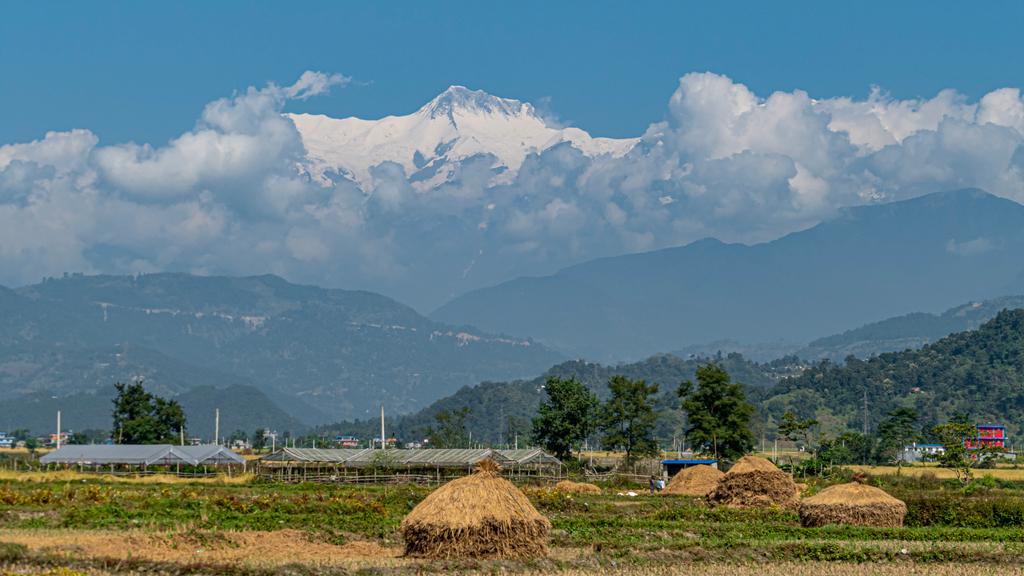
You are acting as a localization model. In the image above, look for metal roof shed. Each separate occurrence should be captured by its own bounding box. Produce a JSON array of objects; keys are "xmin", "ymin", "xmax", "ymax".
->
[
  {"xmin": 41, "ymin": 445, "xmax": 177, "ymax": 466},
  {"xmin": 174, "ymin": 445, "xmax": 247, "ymax": 466},
  {"xmin": 40, "ymin": 445, "xmax": 244, "ymax": 467}
]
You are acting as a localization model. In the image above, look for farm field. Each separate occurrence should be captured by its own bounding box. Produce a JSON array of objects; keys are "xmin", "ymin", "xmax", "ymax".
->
[
  {"xmin": 1, "ymin": 473, "xmax": 1024, "ymax": 574},
  {"xmin": 846, "ymin": 465, "xmax": 1024, "ymax": 481}
]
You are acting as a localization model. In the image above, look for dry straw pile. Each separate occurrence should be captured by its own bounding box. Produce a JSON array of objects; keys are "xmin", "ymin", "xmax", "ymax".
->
[
  {"xmin": 708, "ymin": 456, "xmax": 799, "ymax": 509},
  {"xmin": 401, "ymin": 459, "xmax": 551, "ymax": 559},
  {"xmin": 663, "ymin": 464, "xmax": 724, "ymax": 497},
  {"xmin": 799, "ymin": 482, "xmax": 907, "ymax": 527},
  {"xmin": 554, "ymin": 480, "xmax": 602, "ymax": 494}
]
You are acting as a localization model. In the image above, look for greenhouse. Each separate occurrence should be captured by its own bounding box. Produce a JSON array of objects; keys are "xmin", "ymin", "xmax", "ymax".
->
[
  {"xmin": 40, "ymin": 444, "xmax": 246, "ymax": 471},
  {"xmin": 256, "ymin": 447, "xmax": 562, "ymax": 482}
]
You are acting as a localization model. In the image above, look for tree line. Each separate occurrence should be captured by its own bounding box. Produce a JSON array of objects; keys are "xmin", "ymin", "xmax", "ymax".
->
[{"xmin": 529, "ymin": 364, "xmax": 755, "ymax": 464}]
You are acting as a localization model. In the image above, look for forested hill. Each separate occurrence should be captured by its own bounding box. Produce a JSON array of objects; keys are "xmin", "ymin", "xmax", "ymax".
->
[
  {"xmin": 327, "ymin": 309, "xmax": 1024, "ymax": 448},
  {"xmin": 0, "ymin": 273, "xmax": 562, "ymax": 426},
  {"xmin": 322, "ymin": 353, "xmax": 801, "ymax": 445},
  {"xmin": 795, "ymin": 295, "xmax": 1024, "ymax": 361},
  {"xmin": 762, "ymin": 309, "xmax": 1024, "ymax": 438}
]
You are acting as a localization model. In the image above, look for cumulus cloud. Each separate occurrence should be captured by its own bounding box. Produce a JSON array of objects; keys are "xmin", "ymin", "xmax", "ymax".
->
[{"xmin": 2, "ymin": 71, "xmax": 1024, "ymax": 310}]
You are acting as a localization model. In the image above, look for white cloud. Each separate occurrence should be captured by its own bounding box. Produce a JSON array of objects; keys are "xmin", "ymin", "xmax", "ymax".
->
[{"xmin": 2, "ymin": 71, "xmax": 1024, "ymax": 310}]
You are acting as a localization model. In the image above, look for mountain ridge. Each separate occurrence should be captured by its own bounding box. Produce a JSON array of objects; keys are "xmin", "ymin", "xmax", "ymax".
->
[
  {"xmin": 432, "ymin": 188, "xmax": 1024, "ymax": 360},
  {"xmin": 289, "ymin": 85, "xmax": 637, "ymax": 190},
  {"xmin": 0, "ymin": 273, "xmax": 563, "ymax": 424}
]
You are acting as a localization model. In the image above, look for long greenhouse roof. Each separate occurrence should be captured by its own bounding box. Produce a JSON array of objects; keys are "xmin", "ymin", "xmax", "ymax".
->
[
  {"xmin": 39, "ymin": 444, "xmax": 245, "ymax": 466},
  {"xmin": 258, "ymin": 447, "xmax": 560, "ymax": 467}
]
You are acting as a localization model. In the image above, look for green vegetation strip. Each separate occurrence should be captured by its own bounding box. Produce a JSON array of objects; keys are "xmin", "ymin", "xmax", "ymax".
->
[{"xmin": 2, "ymin": 479, "xmax": 1024, "ymax": 568}]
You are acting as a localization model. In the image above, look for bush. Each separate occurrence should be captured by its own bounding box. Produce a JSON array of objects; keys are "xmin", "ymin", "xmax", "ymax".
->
[{"xmin": 903, "ymin": 493, "xmax": 1024, "ymax": 527}]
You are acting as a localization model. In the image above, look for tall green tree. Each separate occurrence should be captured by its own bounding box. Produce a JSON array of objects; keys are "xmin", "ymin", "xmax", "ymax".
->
[
  {"xmin": 678, "ymin": 364, "xmax": 755, "ymax": 461},
  {"xmin": 111, "ymin": 380, "xmax": 187, "ymax": 444},
  {"xmin": 424, "ymin": 407, "xmax": 470, "ymax": 448},
  {"xmin": 531, "ymin": 377, "xmax": 599, "ymax": 460},
  {"xmin": 778, "ymin": 410, "xmax": 818, "ymax": 449},
  {"xmin": 817, "ymin": 432, "xmax": 874, "ymax": 465},
  {"xmin": 251, "ymin": 428, "xmax": 268, "ymax": 451},
  {"xmin": 875, "ymin": 407, "xmax": 919, "ymax": 467},
  {"xmin": 600, "ymin": 376, "xmax": 660, "ymax": 465},
  {"xmin": 933, "ymin": 421, "xmax": 976, "ymax": 484}
]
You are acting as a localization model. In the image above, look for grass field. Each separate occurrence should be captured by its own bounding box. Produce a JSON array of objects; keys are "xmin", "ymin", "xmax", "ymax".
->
[
  {"xmin": 847, "ymin": 465, "xmax": 1024, "ymax": 480},
  {"xmin": 0, "ymin": 472, "xmax": 1023, "ymax": 574}
]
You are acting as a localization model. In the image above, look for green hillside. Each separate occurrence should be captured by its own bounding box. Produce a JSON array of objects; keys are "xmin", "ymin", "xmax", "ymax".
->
[
  {"xmin": 321, "ymin": 353, "xmax": 800, "ymax": 445},
  {"xmin": 0, "ymin": 273, "xmax": 562, "ymax": 425},
  {"xmin": 763, "ymin": 308, "xmax": 1024, "ymax": 439},
  {"xmin": 324, "ymin": 309, "xmax": 1024, "ymax": 449}
]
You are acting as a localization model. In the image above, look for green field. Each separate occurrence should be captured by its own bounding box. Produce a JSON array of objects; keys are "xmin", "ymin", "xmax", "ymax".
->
[{"xmin": 1, "ymin": 473, "xmax": 1023, "ymax": 574}]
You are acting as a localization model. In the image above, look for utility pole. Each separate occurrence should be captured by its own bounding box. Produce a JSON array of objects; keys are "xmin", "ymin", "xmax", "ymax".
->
[
  {"xmin": 56, "ymin": 410, "xmax": 61, "ymax": 449},
  {"xmin": 180, "ymin": 428, "xmax": 184, "ymax": 446},
  {"xmin": 862, "ymin": 388, "xmax": 869, "ymax": 466},
  {"xmin": 214, "ymin": 408, "xmax": 220, "ymax": 446},
  {"xmin": 380, "ymin": 404, "xmax": 385, "ymax": 449},
  {"xmin": 862, "ymin": 389, "xmax": 869, "ymax": 437}
]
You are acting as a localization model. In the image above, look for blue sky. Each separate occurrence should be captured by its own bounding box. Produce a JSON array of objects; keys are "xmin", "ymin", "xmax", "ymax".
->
[
  {"xmin": 3, "ymin": 1, "xmax": 1024, "ymax": 308},
  {"xmin": 3, "ymin": 0, "xmax": 1023, "ymax": 144}
]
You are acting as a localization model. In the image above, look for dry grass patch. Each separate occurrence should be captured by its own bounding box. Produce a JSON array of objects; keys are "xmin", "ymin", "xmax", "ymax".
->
[
  {"xmin": 554, "ymin": 481, "xmax": 601, "ymax": 494},
  {"xmin": 0, "ymin": 470, "xmax": 254, "ymax": 485},
  {"xmin": 0, "ymin": 528, "xmax": 402, "ymax": 568}
]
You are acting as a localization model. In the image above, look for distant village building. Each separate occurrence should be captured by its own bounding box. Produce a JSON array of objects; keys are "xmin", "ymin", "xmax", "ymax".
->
[
  {"xmin": 901, "ymin": 443, "xmax": 945, "ymax": 463},
  {"xmin": 47, "ymin": 432, "xmax": 70, "ymax": 447},
  {"xmin": 335, "ymin": 435, "xmax": 360, "ymax": 448},
  {"xmin": 370, "ymin": 437, "xmax": 398, "ymax": 449},
  {"xmin": 0, "ymin": 432, "xmax": 12, "ymax": 449},
  {"xmin": 903, "ymin": 424, "xmax": 1016, "ymax": 462},
  {"xmin": 966, "ymin": 424, "xmax": 1007, "ymax": 450}
]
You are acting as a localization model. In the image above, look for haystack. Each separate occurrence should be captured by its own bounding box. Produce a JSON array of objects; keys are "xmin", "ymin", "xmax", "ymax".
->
[
  {"xmin": 554, "ymin": 480, "xmax": 602, "ymax": 494},
  {"xmin": 401, "ymin": 460, "xmax": 551, "ymax": 559},
  {"xmin": 708, "ymin": 456, "xmax": 799, "ymax": 509},
  {"xmin": 799, "ymin": 482, "xmax": 907, "ymax": 528},
  {"xmin": 663, "ymin": 464, "xmax": 724, "ymax": 497}
]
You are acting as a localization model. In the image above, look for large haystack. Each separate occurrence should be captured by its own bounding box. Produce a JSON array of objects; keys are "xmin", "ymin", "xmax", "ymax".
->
[
  {"xmin": 800, "ymin": 482, "xmax": 907, "ymax": 528},
  {"xmin": 554, "ymin": 480, "xmax": 602, "ymax": 494},
  {"xmin": 663, "ymin": 464, "xmax": 724, "ymax": 497},
  {"xmin": 401, "ymin": 460, "xmax": 551, "ymax": 559},
  {"xmin": 708, "ymin": 456, "xmax": 799, "ymax": 509}
]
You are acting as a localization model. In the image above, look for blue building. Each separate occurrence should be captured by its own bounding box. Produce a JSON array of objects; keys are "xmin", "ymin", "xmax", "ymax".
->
[{"xmin": 661, "ymin": 458, "xmax": 718, "ymax": 478}]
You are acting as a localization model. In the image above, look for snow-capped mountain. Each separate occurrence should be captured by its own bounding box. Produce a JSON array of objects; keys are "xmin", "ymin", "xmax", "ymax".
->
[{"xmin": 288, "ymin": 86, "xmax": 637, "ymax": 190}]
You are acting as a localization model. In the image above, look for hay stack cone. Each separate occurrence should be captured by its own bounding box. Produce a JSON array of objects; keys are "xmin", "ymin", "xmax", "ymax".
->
[
  {"xmin": 800, "ymin": 482, "xmax": 907, "ymax": 528},
  {"xmin": 554, "ymin": 480, "xmax": 602, "ymax": 494},
  {"xmin": 401, "ymin": 459, "xmax": 551, "ymax": 559},
  {"xmin": 708, "ymin": 456, "xmax": 799, "ymax": 509},
  {"xmin": 663, "ymin": 464, "xmax": 724, "ymax": 497}
]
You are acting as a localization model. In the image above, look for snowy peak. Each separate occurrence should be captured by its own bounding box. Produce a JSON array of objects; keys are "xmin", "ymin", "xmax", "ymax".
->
[
  {"xmin": 288, "ymin": 86, "xmax": 637, "ymax": 189},
  {"xmin": 419, "ymin": 86, "xmax": 531, "ymax": 120}
]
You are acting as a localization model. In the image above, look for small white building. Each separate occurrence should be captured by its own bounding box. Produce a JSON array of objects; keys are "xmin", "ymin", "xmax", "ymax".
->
[{"xmin": 901, "ymin": 443, "xmax": 945, "ymax": 463}]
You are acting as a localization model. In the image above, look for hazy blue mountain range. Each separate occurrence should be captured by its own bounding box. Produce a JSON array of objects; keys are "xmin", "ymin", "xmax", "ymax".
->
[
  {"xmin": 672, "ymin": 295, "xmax": 1024, "ymax": 363},
  {"xmin": 0, "ymin": 273, "xmax": 562, "ymax": 431},
  {"xmin": 328, "ymin": 309, "xmax": 1024, "ymax": 447},
  {"xmin": 796, "ymin": 295, "xmax": 1024, "ymax": 361},
  {"xmin": 0, "ymin": 382, "xmax": 303, "ymax": 441},
  {"xmin": 433, "ymin": 189, "xmax": 1024, "ymax": 361}
]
